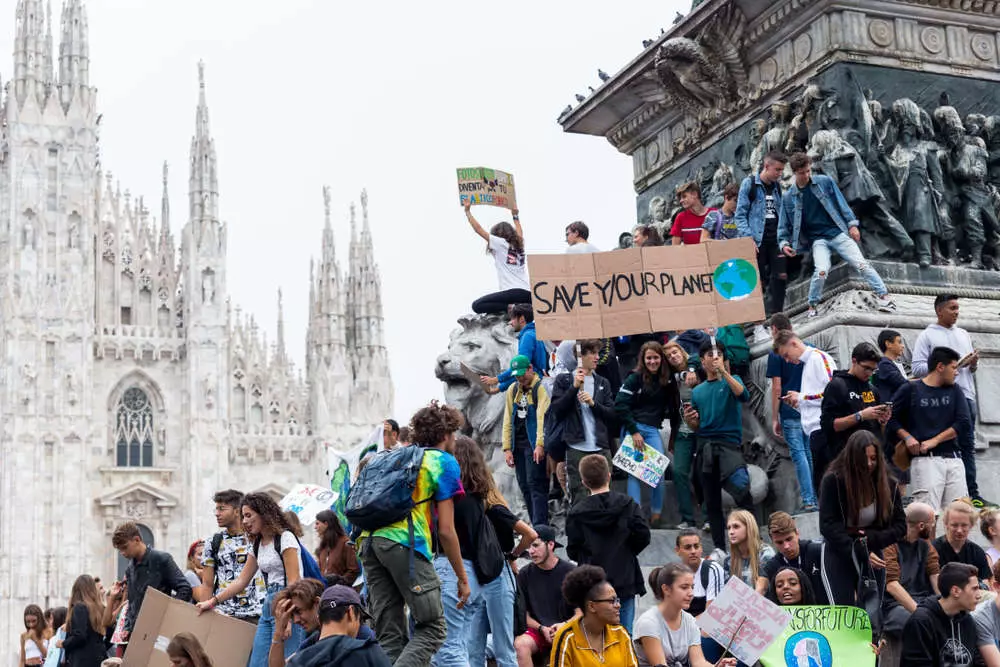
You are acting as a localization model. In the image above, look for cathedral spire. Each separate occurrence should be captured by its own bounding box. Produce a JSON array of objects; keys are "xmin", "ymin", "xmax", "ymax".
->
[
  {"xmin": 188, "ymin": 61, "xmax": 218, "ymax": 225},
  {"xmin": 161, "ymin": 161, "xmax": 170, "ymax": 233},
  {"xmin": 58, "ymin": 0, "xmax": 89, "ymax": 91},
  {"xmin": 13, "ymin": 0, "xmax": 50, "ymax": 96},
  {"xmin": 275, "ymin": 288, "xmax": 287, "ymax": 365}
]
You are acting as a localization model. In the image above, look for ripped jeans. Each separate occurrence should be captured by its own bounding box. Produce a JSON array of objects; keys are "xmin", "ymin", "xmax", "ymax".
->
[{"xmin": 807, "ymin": 232, "xmax": 887, "ymax": 306}]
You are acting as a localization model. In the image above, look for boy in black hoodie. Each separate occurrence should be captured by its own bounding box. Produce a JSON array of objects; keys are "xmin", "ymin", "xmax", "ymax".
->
[
  {"xmin": 288, "ymin": 585, "xmax": 390, "ymax": 667},
  {"xmin": 566, "ymin": 453, "xmax": 650, "ymax": 636},
  {"xmin": 818, "ymin": 342, "xmax": 890, "ymax": 476},
  {"xmin": 902, "ymin": 562, "xmax": 981, "ymax": 667}
]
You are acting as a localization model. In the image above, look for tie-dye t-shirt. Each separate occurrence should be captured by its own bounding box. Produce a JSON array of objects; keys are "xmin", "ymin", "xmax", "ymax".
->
[{"xmin": 362, "ymin": 447, "xmax": 463, "ymax": 561}]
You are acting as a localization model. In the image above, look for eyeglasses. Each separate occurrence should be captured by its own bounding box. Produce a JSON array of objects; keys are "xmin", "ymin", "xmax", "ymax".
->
[
  {"xmin": 591, "ymin": 597, "xmax": 621, "ymax": 606},
  {"xmin": 858, "ymin": 364, "xmax": 877, "ymax": 373}
]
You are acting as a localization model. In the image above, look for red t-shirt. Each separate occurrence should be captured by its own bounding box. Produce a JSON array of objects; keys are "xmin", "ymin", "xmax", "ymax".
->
[{"xmin": 670, "ymin": 208, "xmax": 716, "ymax": 245}]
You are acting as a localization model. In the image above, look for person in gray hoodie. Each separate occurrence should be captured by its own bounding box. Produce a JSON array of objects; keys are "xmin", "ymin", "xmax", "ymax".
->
[
  {"xmin": 288, "ymin": 585, "xmax": 390, "ymax": 667},
  {"xmin": 566, "ymin": 453, "xmax": 650, "ymax": 636},
  {"xmin": 901, "ymin": 562, "xmax": 981, "ymax": 667}
]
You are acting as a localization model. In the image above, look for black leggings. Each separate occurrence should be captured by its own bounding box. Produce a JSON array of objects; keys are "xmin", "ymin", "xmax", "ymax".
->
[{"xmin": 472, "ymin": 288, "xmax": 531, "ymax": 314}]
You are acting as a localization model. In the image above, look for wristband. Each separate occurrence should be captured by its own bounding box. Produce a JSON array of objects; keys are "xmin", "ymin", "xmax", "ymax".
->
[{"xmin": 854, "ymin": 411, "xmax": 862, "ymax": 422}]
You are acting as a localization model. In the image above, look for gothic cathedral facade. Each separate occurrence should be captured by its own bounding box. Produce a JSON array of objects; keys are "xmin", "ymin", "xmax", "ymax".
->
[{"xmin": 0, "ymin": 0, "xmax": 393, "ymax": 641}]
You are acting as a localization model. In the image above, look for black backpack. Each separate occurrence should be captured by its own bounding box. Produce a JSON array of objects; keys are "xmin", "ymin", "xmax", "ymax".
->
[
  {"xmin": 474, "ymin": 502, "xmax": 506, "ymax": 585},
  {"xmin": 209, "ymin": 531, "xmax": 225, "ymax": 592}
]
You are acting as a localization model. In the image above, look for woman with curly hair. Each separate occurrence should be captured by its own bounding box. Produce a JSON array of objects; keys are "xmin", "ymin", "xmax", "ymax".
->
[
  {"xmin": 550, "ymin": 565, "xmax": 639, "ymax": 667},
  {"xmin": 463, "ymin": 198, "xmax": 531, "ymax": 314},
  {"xmin": 166, "ymin": 632, "xmax": 213, "ymax": 667},
  {"xmin": 314, "ymin": 509, "xmax": 359, "ymax": 584},
  {"xmin": 196, "ymin": 492, "xmax": 304, "ymax": 666},
  {"xmin": 60, "ymin": 575, "xmax": 106, "ymax": 667},
  {"xmin": 358, "ymin": 402, "xmax": 470, "ymax": 667},
  {"xmin": 615, "ymin": 340, "xmax": 681, "ymax": 524},
  {"xmin": 454, "ymin": 435, "xmax": 537, "ymax": 667}
]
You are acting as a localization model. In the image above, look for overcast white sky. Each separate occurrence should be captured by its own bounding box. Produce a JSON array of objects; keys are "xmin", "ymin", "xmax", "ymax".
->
[{"xmin": 0, "ymin": 0, "xmax": 687, "ymax": 422}]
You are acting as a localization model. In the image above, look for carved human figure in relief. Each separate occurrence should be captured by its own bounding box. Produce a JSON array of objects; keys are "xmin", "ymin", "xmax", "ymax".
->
[
  {"xmin": 201, "ymin": 269, "xmax": 215, "ymax": 304},
  {"xmin": 882, "ymin": 99, "xmax": 952, "ymax": 268},
  {"xmin": 935, "ymin": 105, "xmax": 1000, "ymax": 270}
]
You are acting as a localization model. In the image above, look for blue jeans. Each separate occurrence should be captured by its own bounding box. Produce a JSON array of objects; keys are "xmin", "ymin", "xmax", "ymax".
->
[
  {"xmin": 513, "ymin": 443, "xmax": 548, "ymax": 524},
  {"xmin": 783, "ymin": 416, "xmax": 816, "ymax": 506},
  {"xmin": 808, "ymin": 232, "xmax": 887, "ymax": 305},
  {"xmin": 468, "ymin": 564, "xmax": 516, "ymax": 667},
  {"xmin": 431, "ymin": 556, "xmax": 482, "ymax": 667},
  {"xmin": 625, "ymin": 424, "xmax": 665, "ymax": 516},
  {"xmin": 250, "ymin": 584, "xmax": 305, "ymax": 667},
  {"xmin": 619, "ymin": 595, "xmax": 636, "ymax": 635},
  {"xmin": 673, "ymin": 431, "xmax": 698, "ymax": 524}
]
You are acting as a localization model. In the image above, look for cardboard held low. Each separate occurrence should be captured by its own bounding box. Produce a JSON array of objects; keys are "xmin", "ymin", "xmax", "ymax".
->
[
  {"xmin": 759, "ymin": 605, "xmax": 875, "ymax": 667},
  {"xmin": 612, "ymin": 434, "xmax": 670, "ymax": 488},
  {"xmin": 123, "ymin": 589, "xmax": 255, "ymax": 667},
  {"xmin": 528, "ymin": 237, "xmax": 764, "ymax": 340},
  {"xmin": 457, "ymin": 167, "xmax": 517, "ymax": 210}
]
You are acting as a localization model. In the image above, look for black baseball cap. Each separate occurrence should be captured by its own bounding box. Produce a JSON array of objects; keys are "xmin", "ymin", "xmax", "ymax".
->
[
  {"xmin": 534, "ymin": 524, "xmax": 563, "ymax": 548},
  {"xmin": 320, "ymin": 585, "xmax": 370, "ymax": 619}
]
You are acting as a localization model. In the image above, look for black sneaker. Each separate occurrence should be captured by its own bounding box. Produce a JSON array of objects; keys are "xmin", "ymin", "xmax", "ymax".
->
[{"xmin": 971, "ymin": 495, "xmax": 999, "ymax": 509}]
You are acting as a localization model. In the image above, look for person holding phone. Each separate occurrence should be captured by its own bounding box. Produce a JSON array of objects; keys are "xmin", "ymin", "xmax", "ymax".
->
[{"xmin": 817, "ymin": 342, "xmax": 891, "ymax": 489}]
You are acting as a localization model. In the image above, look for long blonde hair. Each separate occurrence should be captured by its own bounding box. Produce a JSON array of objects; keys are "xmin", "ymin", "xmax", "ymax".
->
[
  {"xmin": 66, "ymin": 575, "xmax": 105, "ymax": 634},
  {"xmin": 728, "ymin": 510, "xmax": 764, "ymax": 584}
]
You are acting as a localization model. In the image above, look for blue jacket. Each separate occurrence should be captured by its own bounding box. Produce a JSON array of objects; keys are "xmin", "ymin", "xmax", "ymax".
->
[
  {"xmin": 734, "ymin": 174, "xmax": 782, "ymax": 246},
  {"xmin": 497, "ymin": 322, "xmax": 548, "ymax": 390},
  {"xmin": 777, "ymin": 174, "xmax": 859, "ymax": 253}
]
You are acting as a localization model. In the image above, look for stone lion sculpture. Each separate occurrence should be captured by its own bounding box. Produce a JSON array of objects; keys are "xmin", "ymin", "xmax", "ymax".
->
[{"xmin": 434, "ymin": 313, "xmax": 517, "ymax": 455}]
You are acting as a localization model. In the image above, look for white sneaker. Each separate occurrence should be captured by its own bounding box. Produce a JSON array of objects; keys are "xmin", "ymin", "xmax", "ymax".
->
[
  {"xmin": 806, "ymin": 307, "xmax": 819, "ymax": 319},
  {"xmin": 676, "ymin": 521, "xmax": 693, "ymax": 530},
  {"xmin": 877, "ymin": 296, "xmax": 897, "ymax": 313},
  {"xmin": 753, "ymin": 324, "xmax": 768, "ymax": 342},
  {"xmin": 702, "ymin": 521, "xmax": 711, "ymax": 532}
]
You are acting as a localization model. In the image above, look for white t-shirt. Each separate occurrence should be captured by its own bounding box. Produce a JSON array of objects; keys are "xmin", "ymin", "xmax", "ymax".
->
[
  {"xmin": 488, "ymin": 234, "xmax": 529, "ymax": 291},
  {"xmin": 633, "ymin": 607, "xmax": 701, "ymax": 667},
  {"xmin": 255, "ymin": 531, "xmax": 302, "ymax": 587},
  {"xmin": 566, "ymin": 242, "xmax": 600, "ymax": 254}
]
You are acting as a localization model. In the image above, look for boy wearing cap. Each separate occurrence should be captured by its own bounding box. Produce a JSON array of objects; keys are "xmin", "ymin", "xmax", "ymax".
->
[
  {"xmin": 502, "ymin": 355, "xmax": 551, "ymax": 525},
  {"xmin": 287, "ymin": 585, "xmax": 390, "ymax": 667},
  {"xmin": 515, "ymin": 525, "xmax": 575, "ymax": 667},
  {"xmin": 550, "ymin": 339, "xmax": 616, "ymax": 507}
]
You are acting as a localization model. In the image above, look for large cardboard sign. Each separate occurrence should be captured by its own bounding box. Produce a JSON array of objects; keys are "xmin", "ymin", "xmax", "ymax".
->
[
  {"xmin": 457, "ymin": 167, "xmax": 517, "ymax": 210},
  {"xmin": 697, "ymin": 576, "xmax": 792, "ymax": 666},
  {"xmin": 528, "ymin": 237, "xmax": 764, "ymax": 340},
  {"xmin": 280, "ymin": 483, "xmax": 338, "ymax": 525},
  {"xmin": 759, "ymin": 606, "xmax": 875, "ymax": 667},
  {"xmin": 123, "ymin": 589, "xmax": 255, "ymax": 667},
  {"xmin": 612, "ymin": 434, "xmax": 670, "ymax": 488}
]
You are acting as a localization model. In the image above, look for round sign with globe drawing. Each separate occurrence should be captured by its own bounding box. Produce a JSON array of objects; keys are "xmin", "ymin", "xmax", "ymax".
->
[
  {"xmin": 782, "ymin": 630, "xmax": 833, "ymax": 667},
  {"xmin": 713, "ymin": 258, "xmax": 758, "ymax": 301}
]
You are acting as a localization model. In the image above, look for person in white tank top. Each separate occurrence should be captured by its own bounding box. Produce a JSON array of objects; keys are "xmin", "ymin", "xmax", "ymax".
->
[{"xmin": 20, "ymin": 604, "xmax": 49, "ymax": 666}]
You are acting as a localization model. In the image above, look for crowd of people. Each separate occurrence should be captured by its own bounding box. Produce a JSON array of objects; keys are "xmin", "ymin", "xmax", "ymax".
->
[{"xmin": 18, "ymin": 148, "xmax": 1000, "ymax": 667}]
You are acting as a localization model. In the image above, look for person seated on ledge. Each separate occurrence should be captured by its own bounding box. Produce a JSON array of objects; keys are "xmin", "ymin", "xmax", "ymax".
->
[{"xmin": 463, "ymin": 199, "xmax": 530, "ymax": 314}]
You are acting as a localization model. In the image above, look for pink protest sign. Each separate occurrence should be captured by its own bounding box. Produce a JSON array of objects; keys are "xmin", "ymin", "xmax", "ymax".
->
[{"xmin": 697, "ymin": 575, "xmax": 792, "ymax": 665}]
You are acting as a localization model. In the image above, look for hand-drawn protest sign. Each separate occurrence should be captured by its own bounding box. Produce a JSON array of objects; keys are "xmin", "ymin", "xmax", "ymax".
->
[
  {"xmin": 280, "ymin": 483, "xmax": 337, "ymax": 525},
  {"xmin": 697, "ymin": 576, "xmax": 792, "ymax": 666},
  {"xmin": 612, "ymin": 434, "xmax": 670, "ymax": 488},
  {"xmin": 759, "ymin": 606, "xmax": 875, "ymax": 667},
  {"xmin": 457, "ymin": 167, "xmax": 517, "ymax": 210},
  {"xmin": 528, "ymin": 237, "xmax": 764, "ymax": 340}
]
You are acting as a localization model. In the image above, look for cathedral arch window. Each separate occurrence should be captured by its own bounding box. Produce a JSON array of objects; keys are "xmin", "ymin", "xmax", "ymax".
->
[
  {"xmin": 114, "ymin": 387, "xmax": 155, "ymax": 467},
  {"xmin": 47, "ymin": 147, "xmax": 58, "ymax": 211}
]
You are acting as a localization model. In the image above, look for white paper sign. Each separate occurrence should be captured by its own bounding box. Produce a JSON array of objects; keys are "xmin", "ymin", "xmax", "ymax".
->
[
  {"xmin": 280, "ymin": 483, "xmax": 338, "ymax": 525},
  {"xmin": 611, "ymin": 434, "xmax": 670, "ymax": 488},
  {"xmin": 696, "ymin": 576, "xmax": 792, "ymax": 665}
]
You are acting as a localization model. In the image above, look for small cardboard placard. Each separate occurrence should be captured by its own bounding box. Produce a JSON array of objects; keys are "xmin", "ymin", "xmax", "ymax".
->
[
  {"xmin": 280, "ymin": 483, "xmax": 338, "ymax": 525},
  {"xmin": 528, "ymin": 237, "xmax": 764, "ymax": 340},
  {"xmin": 123, "ymin": 589, "xmax": 255, "ymax": 667},
  {"xmin": 612, "ymin": 434, "xmax": 670, "ymax": 488},
  {"xmin": 457, "ymin": 167, "xmax": 517, "ymax": 210},
  {"xmin": 697, "ymin": 576, "xmax": 792, "ymax": 666}
]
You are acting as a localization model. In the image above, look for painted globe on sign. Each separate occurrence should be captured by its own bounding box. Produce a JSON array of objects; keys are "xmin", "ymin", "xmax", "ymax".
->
[{"xmin": 713, "ymin": 258, "xmax": 758, "ymax": 301}]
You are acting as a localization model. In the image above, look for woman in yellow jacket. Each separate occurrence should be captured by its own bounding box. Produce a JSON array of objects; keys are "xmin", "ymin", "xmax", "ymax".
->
[{"xmin": 550, "ymin": 565, "xmax": 639, "ymax": 667}]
